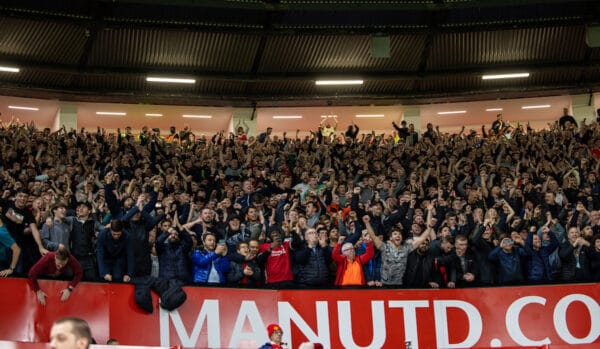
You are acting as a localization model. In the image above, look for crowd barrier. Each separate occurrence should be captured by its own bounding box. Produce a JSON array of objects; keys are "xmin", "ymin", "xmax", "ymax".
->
[
  {"xmin": 0, "ymin": 341, "xmax": 178, "ymax": 349},
  {"xmin": 0, "ymin": 278, "xmax": 598, "ymax": 348}
]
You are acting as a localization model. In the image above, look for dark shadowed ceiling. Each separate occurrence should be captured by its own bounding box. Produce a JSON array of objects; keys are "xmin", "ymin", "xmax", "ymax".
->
[{"xmin": 0, "ymin": 0, "xmax": 599, "ymax": 107}]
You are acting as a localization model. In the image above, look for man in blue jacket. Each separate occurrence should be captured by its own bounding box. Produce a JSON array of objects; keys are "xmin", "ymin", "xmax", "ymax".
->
[
  {"xmin": 192, "ymin": 232, "xmax": 230, "ymax": 284},
  {"xmin": 488, "ymin": 235, "xmax": 530, "ymax": 285}
]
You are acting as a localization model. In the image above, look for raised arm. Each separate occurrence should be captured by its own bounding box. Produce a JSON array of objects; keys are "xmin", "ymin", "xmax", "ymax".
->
[{"xmin": 363, "ymin": 215, "xmax": 383, "ymax": 250}]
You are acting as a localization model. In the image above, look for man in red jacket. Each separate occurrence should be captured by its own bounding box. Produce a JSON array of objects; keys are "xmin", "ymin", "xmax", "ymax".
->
[
  {"xmin": 28, "ymin": 247, "xmax": 83, "ymax": 305},
  {"xmin": 332, "ymin": 216, "xmax": 374, "ymax": 286}
]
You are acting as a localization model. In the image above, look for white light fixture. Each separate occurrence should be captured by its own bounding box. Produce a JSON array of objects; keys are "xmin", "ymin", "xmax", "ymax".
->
[
  {"xmin": 485, "ymin": 108, "xmax": 503, "ymax": 112},
  {"xmin": 273, "ymin": 115, "xmax": 303, "ymax": 119},
  {"xmin": 182, "ymin": 114, "xmax": 212, "ymax": 119},
  {"xmin": 482, "ymin": 73, "xmax": 530, "ymax": 80},
  {"xmin": 8, "ymin": 105, "xmax": 39, "ymax": 111},
  {"xmin": 0, "ymin": 66, "xmax": 19, "ymax": 73},
  {"xmin": 96, "ymin": 111, "xmax": 126, "ymax": 116},
  {"xmin": 437, "ymin": 110, "xmax": 466, "ymax": 115},
  {"xmin": 355, "ymin": 114, "xmax": 384, "ymax": 118},
  {"xmin": 315, "ymin": 80, "xmax": 364, "ymax": 86},
  {"xmin": 146, "ymin": 77, "xmax": 196, "ymax": 84},
  {"xmin": 145, "ymin": 113, "xmax": 163, "ymax": 117},
  {"xmin": 320, "ymin": 114, "xmax": 337, "ymax": 118},
  {"xmin": 522, "ymin": 105, "xmax": 551, "ymax": 109}
]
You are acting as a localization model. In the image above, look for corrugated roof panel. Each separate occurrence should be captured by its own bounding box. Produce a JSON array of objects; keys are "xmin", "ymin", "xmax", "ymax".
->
[
  {"xmin": 419, "ymin": 75, "xmax": 482, "ymax": 93},
  {"xmin": 526, "ymin": 69, "xmax": 583, "ymax": 85},
  {"xmin": 0, "ymin": 17, "xmax": 86, "ymax": 64},
  {"xmin": 259, "ymin": 34, "xmax": 426, "ymax": 73},
  {"xmin": 4, "ymin": 70, "xmax": 74, "ymax": 88},
  {"xmin": 364, "ymin": 80, "xmax": 414, "ymax": 94},
  {"xmin": 78, "ymin": 75, "xmax": 146, "ymax": 91},
  {"xmin": 195, "ymin": 80, "xmax": 247, "ymax": 95},
  {"xmin": 583, "ymin": 67, "xmax": 600, "ymax": 80},
  {"xmin": 251, "ymin": 80, "xmax": 318, "ymax": 96},
  {"xmin": 251, "ymin": 81, "xmax": 321, "ymax": 95},
  {"xmin": 88, "ymin": 28, "xmax": 260, "ymax": 71},
  {"xmin": 428, "ymin": 26, "xmax": 588, "ymax": 70}
]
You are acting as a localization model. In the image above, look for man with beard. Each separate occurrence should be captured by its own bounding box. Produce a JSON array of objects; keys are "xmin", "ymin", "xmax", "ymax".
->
[
  {"xmin": 1, "ymin": 189, "xmax": 48, "ymax": 273},
  {"xmin": 155, "ymin": 226, "xmax": 192, "ymax": 283},
  {"xmin": 185, "ymin": 208, "xmax": 221, "ymax": 240},
  {"xmin": 365, "ymin": 215, "xmax": 429, "ymax": 286},
  {"xmin": 192, "ymin": 232, "xmax": 230, "ymax": 285}
]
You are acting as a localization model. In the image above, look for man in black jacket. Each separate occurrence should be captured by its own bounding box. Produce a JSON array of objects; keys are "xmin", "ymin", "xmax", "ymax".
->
[
  {"xmin": 294, "ymin": 228, "xmax": 332, "ymax": 288},
  {"xmin": 403, "ymin": 238, "xmax": 441, "ymax": 288},
  {"xmin": 559, "ymin": 227, "xmax": 592, "ymax": 282},
  {"xmin": 155, "ymin": 226, "xmax": 193, "ymax": 283},
  {"xmin": 449, "ymin": 234, "xmax": 479, "ymax": 287},
  {"xmin": 227, "ymin": 241, "xmax": 262, "ymax": 287},
  {"xmin": 69, "ymin": 202, "xmax": 102, "ymax": 281}
]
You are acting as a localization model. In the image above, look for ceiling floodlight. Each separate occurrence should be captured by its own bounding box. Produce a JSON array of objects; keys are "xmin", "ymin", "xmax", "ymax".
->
[
  {"xmin": 0, "ymin": 66, "xmax": 19, "ymax": 73},
  {"xmin": 521, "ymin": 105, "xmax": 551, "ymax": 109},
  {"xmin": 146, "ymin": 77, "xmax": 196, "ymax": 84},
  {"xmin": 315, "ymin": 80, "xmax": 364, "ymax": 85},
  {"xmin": 485, "ymin": 108, "xmax": 503, "ymax": 112},
  {"xmin": 96, "ymin": 112, "xmax": 126, "ymax": 116},
  {"xmin": 437, "ymin": 110, "xmax": 466, "ymax": 115},
  {"xmin": 182, "ymin": 114, "xmax": 212, "ymax": 118},
  {"xmin": 145, "ymin": 113, "xmax": 163, "ymax": 117},
  {"xmin": 355, "ymin": 114, "xmax": 384, "ymax": 118},
  {"xmin": 273, "ymin": 115, "xmax": 303, "ymax": 119},
  {"xmin": 8, "ymin": 106, "xmax": 39, "ymax": 111},
  {"xmin": 482, "ymin": 73, "xmax": 530, "ymax": 80}
]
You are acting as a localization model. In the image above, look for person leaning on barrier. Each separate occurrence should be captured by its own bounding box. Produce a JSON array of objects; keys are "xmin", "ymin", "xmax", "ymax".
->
[{"xmin": 28, "ymin": 246, "xmax": 83, "ymax": 305}]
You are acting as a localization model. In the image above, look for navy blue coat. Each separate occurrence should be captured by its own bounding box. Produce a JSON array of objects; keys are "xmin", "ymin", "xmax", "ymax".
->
[{"xmin": 526, "ymin": 231, "xmax": 558, "ymax": 281}]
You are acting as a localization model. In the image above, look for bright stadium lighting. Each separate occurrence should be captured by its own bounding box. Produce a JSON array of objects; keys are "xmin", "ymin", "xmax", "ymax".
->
[
  {"xmin": 482, "ymin": 73, "xmax": 530, "ymax": 80},
  {"xmin": 146, "ymin": 77, "xmax": 196, "ymax": 84}
]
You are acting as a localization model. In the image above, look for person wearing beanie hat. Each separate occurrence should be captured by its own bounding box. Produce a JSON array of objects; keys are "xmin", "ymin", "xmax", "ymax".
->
[
  {"xmin": 259, "ymin": 323, "xmax": 287, "ymax": 349},
  {"xmin": 221, "ymin": 214, "xmax": 250, "ymax": 251}
]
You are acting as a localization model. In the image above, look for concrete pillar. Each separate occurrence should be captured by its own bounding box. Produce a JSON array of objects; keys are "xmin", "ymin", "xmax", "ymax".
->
[
  {"xmin": 403, "ymin": 106, "xmax": 421, "ymax": 134},
  {"xmin": 57, "ymin": 102, "xmax": 78, "ymax": 132},
  {"xmin": 231, "ymin": 107, "xmax": 257, "ymax": 137},
  {"xmin": 571, "ymin": 94, "xmax": 596, "ymax": 126}
]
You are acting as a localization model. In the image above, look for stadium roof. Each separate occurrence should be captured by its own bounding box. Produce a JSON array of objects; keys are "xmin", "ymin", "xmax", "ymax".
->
[{"xmin": 0, "ymin": 0, "xmax": 599, "ymax": 107}]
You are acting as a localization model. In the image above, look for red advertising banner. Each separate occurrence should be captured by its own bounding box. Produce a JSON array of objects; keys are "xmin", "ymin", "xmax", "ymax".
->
[{"xmin": 0, "ymin": 278, "xmax": 598, "ymax": 348}]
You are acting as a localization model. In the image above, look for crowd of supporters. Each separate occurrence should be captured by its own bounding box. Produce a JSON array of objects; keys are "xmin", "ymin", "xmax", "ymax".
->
[{"xmin": 0, "ymin": 116, "xmax": 599, "ymax": 291}]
